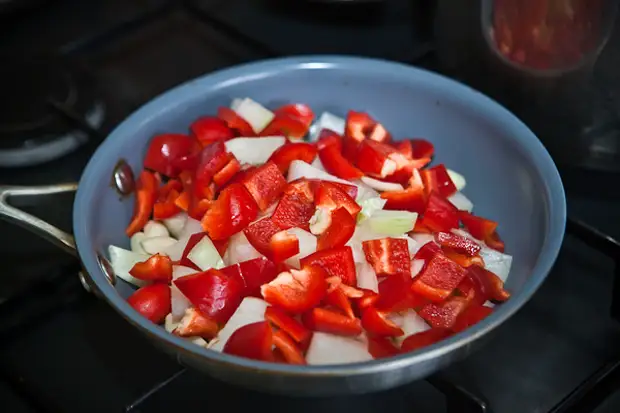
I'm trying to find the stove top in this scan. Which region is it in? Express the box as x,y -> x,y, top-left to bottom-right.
1,1 -> 620,413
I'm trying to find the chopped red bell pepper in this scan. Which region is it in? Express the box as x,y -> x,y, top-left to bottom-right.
314,181 -> 361,218
356,139 -> 399,178
418,296 -> 471,328
223,165 -> 257,189
213,157 -> 241,187
271,179 -> 315,230
272,329 -> 306,364
394,140 -> 413,159
129,253 -> 173,282
410,138 -> 434,159
223,321 -> 274,361
219,257 -> 278,297
381,186 -> 427,214
314,180 -> 358,200
173,307 -> 219,339
157,179 -> 183,199
318,145 -> 363,180
355,289 -> 380,312
143,133 -> 196,178
127,284 -> 171,324
458,211 -> 498,241
302,307 -> 362,337
179,232 -> 209,271
414,241 -> 441,261
412,219 -> 433,234
375,275 -> 428,313
443,248 -> 485,268
467,265 -> 511,302
217,107 -> 254,136
324,287 -> 355,319
484,231 -> 506,253
174,268 -> 244,324
188,197 -> 213,221
400,328 -> 452,353
420,192 -> 459,232
241,161 -> 287,211
265,306 -> 311,343
274,103 -> 315,130
345,111 -> 375,142
455,276 -> 487,306
260,116 -> 308,139
362,238 -> 411,278
411,253 -> 468,302
190,116 -> 234,146
317,207 -> 356,251
434,231 -> 481,256
299,246 -> 357,286
153,200 -> 180,220
244,217 -> 282,258
194,140 -> 232,199
368,336 -> 399,359
268,142 -> 318,174
201,183 -> 258,240
126,170 -> 158,237
361,307 -> 404,337
270,230 -> 300,263
317,129 -> 343,151
451,305 -> 493,333
421,164 -> 457,198
260,265 -> 328,314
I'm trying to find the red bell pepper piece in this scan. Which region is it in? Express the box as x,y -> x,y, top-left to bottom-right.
217,107 -> 254,136
362,238 -> 411,278
375,275 -> 428,313
394,140 -> 413,159
414,241 -> 442,261
345,111 -> 375,142
244,217 -> 282,259
127,284 -> 171,324
458,211 -> 498,241
272,329 -> 306,364
452,305 -> 493,333
153,201 -> 181,220
411,253 -> 468,302
157,179 -> 183,199
421,164 -> 457,198
223,165 -> 257,189
129,253 -> 173,282
173,307 -> 219,339
201,183 -> 258,240
362,307 -> 404,337
190,116 -> 234,146
418,296 -> 471,328
413,220 -> 433,234
356,139 -> 399,178
484,231 -> 506,253
260,265 -> 328,314
143,133 -> 196,178
317,129 -> 343,152
274,103 -> 315,130
219,257 -> 278,297
368,336 -> 399,359
313,180 -> 358,200
314,181 -> 361,218
213,157 -> 241,188
443,248 -> 485,268
174,268 -> 244,324
300,246 -> 357,286
456,275 -> 487,306
241,161 -> 287,211
126,170 -> 158,237
270,230 -> 300,263
302,308 -> 362,337
420,192 -> 459,232
410,138 -> 434,159
153,180 -> 182,219
467,266 -> 511,302
317,207 -> 356,251
355,289 -> 380,312
268,142 -> 318,174
324,287 -> 355,319
381,186 -> 427,213
400,328 -> 451,353
223,321 -> 274,361
271,179 -> 315,230
194,140 -> 232,199
318,145 -> 363,180
260,112 -> 309,138
265,306 -> 311,343
434,232 -> 481,256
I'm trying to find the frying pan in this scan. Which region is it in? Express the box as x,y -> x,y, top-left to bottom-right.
0,56 -> 566,396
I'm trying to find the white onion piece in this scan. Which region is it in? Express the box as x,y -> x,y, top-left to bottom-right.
191,337 -> 208,347
223,231 -> 263,266
404,237 -> 418,257
310,156 -> 326,171
225,137 -> 285,165
346,223 -> 386,264
163,212 -> 188,238
144,221 -> 169,238
350,180 -> 380,202
164,313 -> 180,332
395,309 -> 430,345
484,301 -> 496,308
306,332 -> 373,365
141,236 -> 178,255
160,239 -> 186,262
178,217 -> 203,240
233,98 -> 275,134
411,259 -> 425,278
108,245 -> 150,287
448,192 -> 474,212
284,228 -> 317,268
360,176 -> 404,192
356,261 -> 379,292
447,169 -> 466,191
309,207 -> 331,235
308,112 -> 345,141
479,247 -> 512,282
357,197 -> 387,222
209,297 -> 269,352
130,232 -> 148,254
288,160 -> 351,186
187,236 -> 224,271
409,234 -> 436,256
171,266 -> 197,320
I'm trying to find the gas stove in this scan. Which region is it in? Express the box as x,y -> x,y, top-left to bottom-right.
1,1 -> 620,413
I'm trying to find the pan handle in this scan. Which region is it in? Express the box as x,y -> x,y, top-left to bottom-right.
0,183 -> 79,256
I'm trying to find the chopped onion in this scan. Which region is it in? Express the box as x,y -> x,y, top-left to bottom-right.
288,160 -> 351,186
225,136 -> 286,165
308,112 -> 345,141
357,197 -> 387,222
350,180 -> 379,203
310,156 -> 326,172
309,207 -> 331,235
409,234 -> 435,256
284,228 -> 317,268
191,337 -> 208,347
367,210 -> 418,236
171,266 -> 196,320
411,259 -> 425,278
162,212 -> 188,238
447,169 -> 466,191
141,236 -> 178,254
356,261 -> 379,292
130,232 -> 148,254
306,332 -> 373,365
233,97 -> 275,134
479,247 -> 512,282
394,309 -> 430,345
143,221 -> 169,238
346,223 -> 387,263
187,236 -> 224,271
164,313 -> 180,332
178,217 -> 203,240
360,176 -> 404,192
484,301 -> 495,308
209,297 -> 269,352
448,192 -> 474,212
108,245 -> 150,287
223,231 -> 263,266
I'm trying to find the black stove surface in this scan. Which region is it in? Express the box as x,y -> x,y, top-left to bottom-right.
1,1 -> 620,413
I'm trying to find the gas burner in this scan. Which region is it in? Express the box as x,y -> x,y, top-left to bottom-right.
0,56 -> 104,167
